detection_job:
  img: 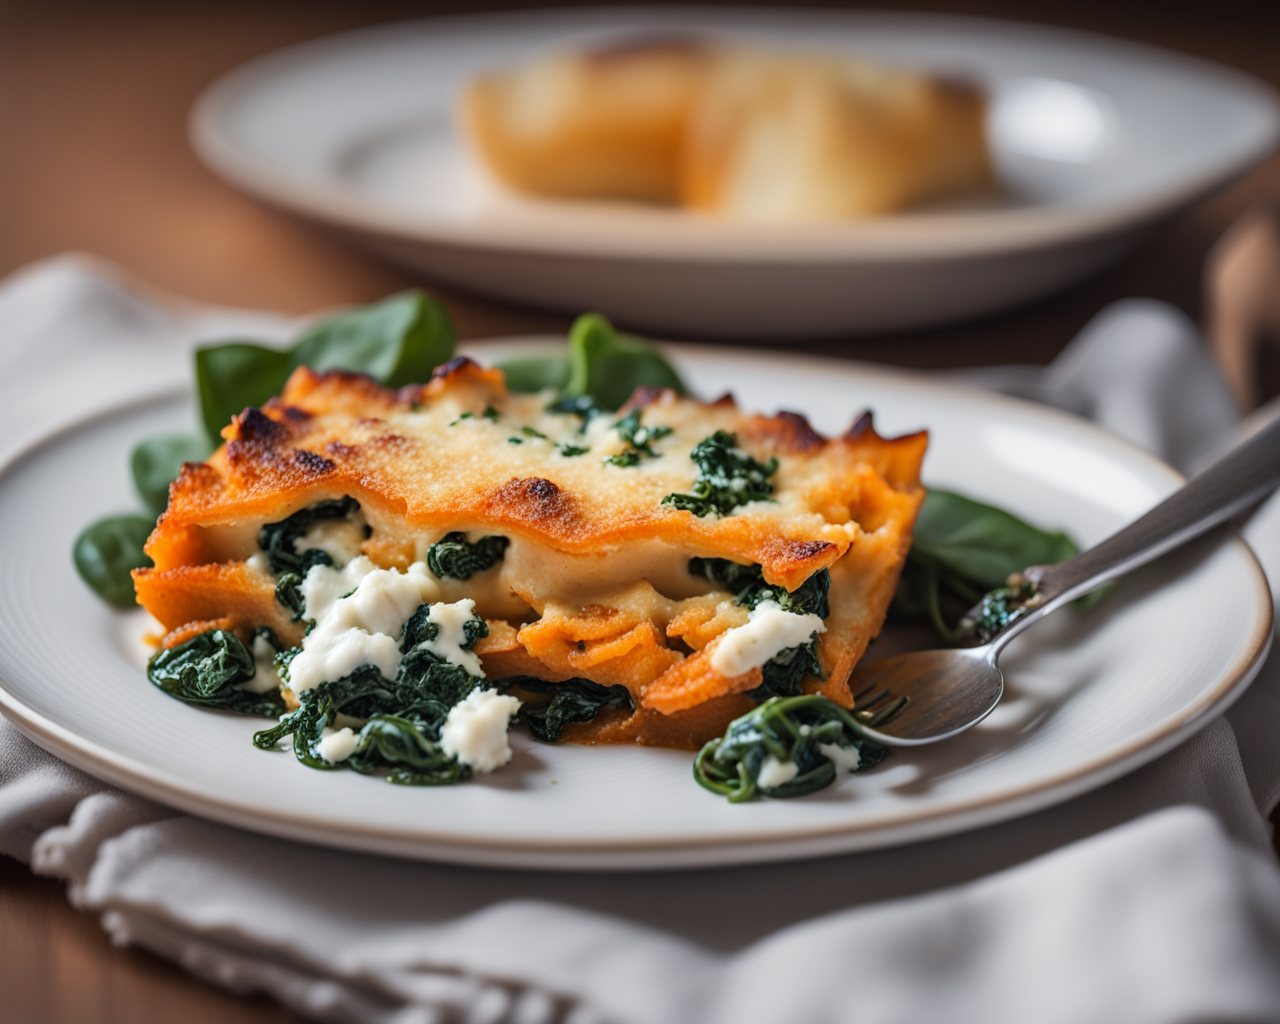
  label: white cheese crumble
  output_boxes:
[288,558,444,693]
[757,756,799,790]
[440,689,522,773]
[240,634,282,694]
[818,742,862,773]
[245,551,272,577]
[294,515,367,567]
[415,599,485,676]
[317,726,359,763]
[709,600,826,678]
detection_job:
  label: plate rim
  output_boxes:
[187,6,1280,264]
[0,346,1272,870]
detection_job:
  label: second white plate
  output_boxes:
[0,345,1270,869]
[191,8,1280,336]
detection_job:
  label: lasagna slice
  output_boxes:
[135,358,926,750]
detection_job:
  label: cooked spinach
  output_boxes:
[346,715,467,786]
[400,602,490,653]
[662,431,777,517]
[496,313,686,411]
[254,600,490,784]
[966,575,1040,643]
[130,433,212,516]
[258,496,362,576]
[275,572,306,621]
[603,409,673,467]
[894,489,1083,641]
[694,694,886,802]
[425,532,510,580]
[499,676,634,742]
[195,290,456,443]
[688,559,830,702]
[689,559,830,617]
[73,515,154,608]
[147,629,286,717]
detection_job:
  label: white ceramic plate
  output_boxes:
[190,8,1280,337]
[0,344,1271,869]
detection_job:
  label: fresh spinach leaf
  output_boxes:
[130,433,212,516]
[425,532,509,580]
[602,409,673,467]
[290,291,455,388]
[895,489,1083,641]
[694,695,886,803]
[195,291,456,443]
[911,490,1077,589]
[73,515,154,608]
[562,313,686,411]
[147,629,286,717]
[662,431,777,517]
[497,314,687,412]
[258,497,361,576]
[499,676,634,742]
[495,354,572,394]
[195,343,294,444]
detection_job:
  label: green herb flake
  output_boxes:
[661,431,777,517]
[602,409,673,468]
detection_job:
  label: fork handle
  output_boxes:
[993,413,1280,651]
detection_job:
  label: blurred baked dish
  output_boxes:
[462,40,993,221]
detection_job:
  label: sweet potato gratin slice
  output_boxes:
[135,358,926,752]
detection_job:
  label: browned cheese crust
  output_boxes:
[134,359,926,748]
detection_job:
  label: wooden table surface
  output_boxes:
[1,2,1277,1021]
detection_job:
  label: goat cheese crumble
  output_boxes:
[757,755,799,790]
[317,726,359,764]
[709,599,826,678]
[440,689,523,773]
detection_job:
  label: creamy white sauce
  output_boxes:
[709,600,826,677]
[317,726,359,764]
[245,551,272,577]
[439,689,522,773]
[240,634,282,694]
[757,756,799,790]
[288,559,441,693]
[294,515,367,567]
[819,742,862,773]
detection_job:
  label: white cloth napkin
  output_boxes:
[1,255,1279,1024]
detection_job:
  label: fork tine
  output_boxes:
[856,694,911,729]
